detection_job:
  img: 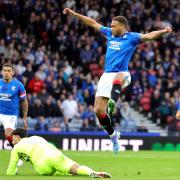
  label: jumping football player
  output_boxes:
[63,8,172,154]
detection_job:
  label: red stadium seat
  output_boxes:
[176,121,180,130]
[166,116,174,124]
[140,95,151,112]
[89,63,99,71]
[142,104,151,112]
[147,88,154,94]
[143,92,152,98]
[140,97,151,105]
[92,68,103,76]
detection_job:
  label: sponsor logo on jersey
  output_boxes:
[0,93,11,101]
[109,41,121,50]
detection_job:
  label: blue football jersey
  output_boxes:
[0,79,26,116]
[100,26,141,72]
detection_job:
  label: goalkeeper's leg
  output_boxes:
[34,157,54,175]
[71,164,112,178]
[53,155,112,178]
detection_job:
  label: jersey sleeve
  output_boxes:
[7,148,19,175]
[130,32,142,45]
[100,26,112,37]
[18,82,27,100]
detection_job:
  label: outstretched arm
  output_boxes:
[141,26,172,42]
[7,149,19,175]
[63,8,102,31]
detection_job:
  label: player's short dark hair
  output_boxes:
[12,128,28,138]
[2,63,15,71]
[112,16,129,29]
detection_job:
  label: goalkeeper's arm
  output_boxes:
[7,149,19,175]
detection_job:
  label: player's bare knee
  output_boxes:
[5,128,13,137]
[94,106,100,116]
[115,73,129,84]
[94,106,105,118]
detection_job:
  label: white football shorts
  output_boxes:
[95,72,131,98]
[0,114,18,130]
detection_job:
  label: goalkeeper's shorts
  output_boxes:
[34,152,76,176]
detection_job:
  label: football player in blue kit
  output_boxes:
[63,8,172,154]
[0,64,28,146]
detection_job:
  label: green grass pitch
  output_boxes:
[0,150,180,180]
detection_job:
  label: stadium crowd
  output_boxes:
[0,0,179,133]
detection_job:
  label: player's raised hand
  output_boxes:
[63,8,76,16]
[164,26,172,33]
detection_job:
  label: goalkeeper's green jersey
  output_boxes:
[7,136,62,175]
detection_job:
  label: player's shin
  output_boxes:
[5,135,14,147]
[111,79,122,102]
[5,130,14,147]
[108,79,122,115]
[98,114,120,154]
[98,113,114,135]
[77,165,94,176]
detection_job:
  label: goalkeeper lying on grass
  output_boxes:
[7,128,111,178]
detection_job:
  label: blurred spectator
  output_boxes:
[35,116,49,131]
[36,65,46,81]
[28,73,44,93]
[132,80,143,108]
[64,61,73,77]
[80,45,92,63]
[44,96,56,117]
[147,70,157,88]
[120,102,137,132]
[50,121,61,132]
[159,101,172,127]
[29,99,44,118]
[22,63,34,86]
[151,90,161,123]
[137,120,148,132]
[167,116,176,136]
[61,93,79,131]
[120,102,132,120]
[80,104,96,130]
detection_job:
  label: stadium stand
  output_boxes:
[0,0,179,134]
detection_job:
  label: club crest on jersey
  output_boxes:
[11,86,16,91]
[123,35,127,38]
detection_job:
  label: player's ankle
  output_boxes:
[109,131,115,138]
